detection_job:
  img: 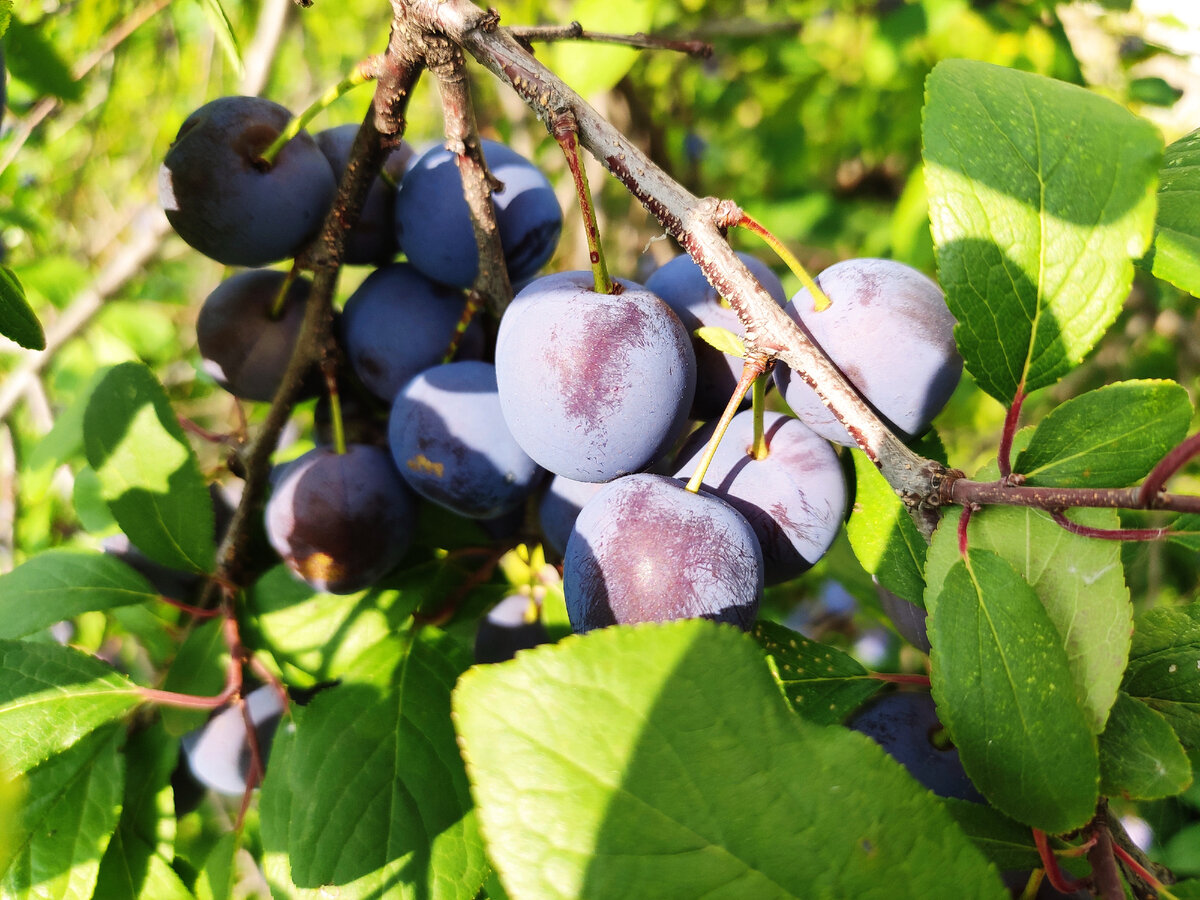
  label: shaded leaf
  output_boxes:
[928,551,1098,833]
[846,448,927,604]
[0,549,157,639]
[752,619,881,723]
[0,726,124,900]
[0,266,43,350]
[1142,126,1200,296]
[4,17,81,101]
[1122,603,1200,766]
[84,361,215,574]
[941,799,1042,871]
[455,621,1005,899]
[261,631,486,899]
[1099,692,1192,801]
[924,59,1160,402]
[1015,380,1192,487]
[159,617,228,736]
[0,641,140,777]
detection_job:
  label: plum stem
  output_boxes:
[685,357,765,493]
[259,57,378,167]
[268,264,301,320]
[750,373,769,460]
[735,213,833,312]
[443,290,483,363]
[323,365,347,455]
[553,109,613,294]
[508,22,712,57]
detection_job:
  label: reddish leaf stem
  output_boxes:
[1050,510,1169,542]
[1139,431,1200,506]
[1033,829,1090,895]
[957,505,975,557]
[155,593,222,619]
[998,387,1025,479]
[868,672,931,687]
[1113,843,1169,895]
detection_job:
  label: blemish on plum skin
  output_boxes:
[407,455,445,478]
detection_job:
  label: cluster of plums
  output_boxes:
[161,94,963,653]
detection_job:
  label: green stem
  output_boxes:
[736,212,832,311]
[443,291,482,363]
[268,265,300,320]
[685,360,764,493]
[323,367,347,455]
[259,62,375,167]
[553,111,612,294]
[750,373,768,460]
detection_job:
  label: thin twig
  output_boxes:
[508,23,712,57]
[1050,510,1170,542]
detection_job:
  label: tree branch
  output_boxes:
[508,23,712,57]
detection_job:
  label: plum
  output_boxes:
[159,96,336,266]
[538,474,604,557]
[847,692,982,802]
[673,411,845,584]
[196,269,314,402]
[388,361,542,519]
[495,272,696,483]
[314,124,414,265]
[877,582,930,654]
[182,685,285,796]
[474,594,550,664]
[563,473,763,632]
[339,262,483,403]
[265,444,416,593]
[393,139,562,288]
[645,252,787,420]
[773,258,962,445]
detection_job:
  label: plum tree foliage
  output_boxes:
[4,1,1200,898]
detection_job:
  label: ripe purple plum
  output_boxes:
[673,411,845,584]
[645,252,787,420]
[774,258,962,445]
[393,139,562,288]
[314,124,414,265]
[495,272,696,483]
[339,263,483,403]
[538,474,604,557]
[196,269,313,402]
[159,96,336,267]
[877,582,930,654]
[563,473,763,632]
[182,685,285,796]
[388,361,542,519]
[474,594,550,664]
[265,444,416,594]
[848,692,983,802]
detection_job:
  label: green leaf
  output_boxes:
[195,831,238,900]
[692,325,745,358]
[924,59,1161,402]
[0,549,157,639]
[159,617,228,736]
[925,505,1130,734]
[262,630,486,898]
[191,0,244,78]
[1015,380,1192,487]
[0,726,124,900]
[1099,692,1192,801]
[940,799,1042,871]
[3,17,82,102]
[245,565,421,683]
[1143,127,1200,295]
[928,551,1098,833]
[93,725,191,900]
[0,266,44,350]
[84,361,215,574]
[455,621,1005,899]
[1122,603,1200,766]
[846,448,927,604]
[0,641,141,777]
[752,620,882,723]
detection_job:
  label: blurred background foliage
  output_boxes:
[2,0,1200,875]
